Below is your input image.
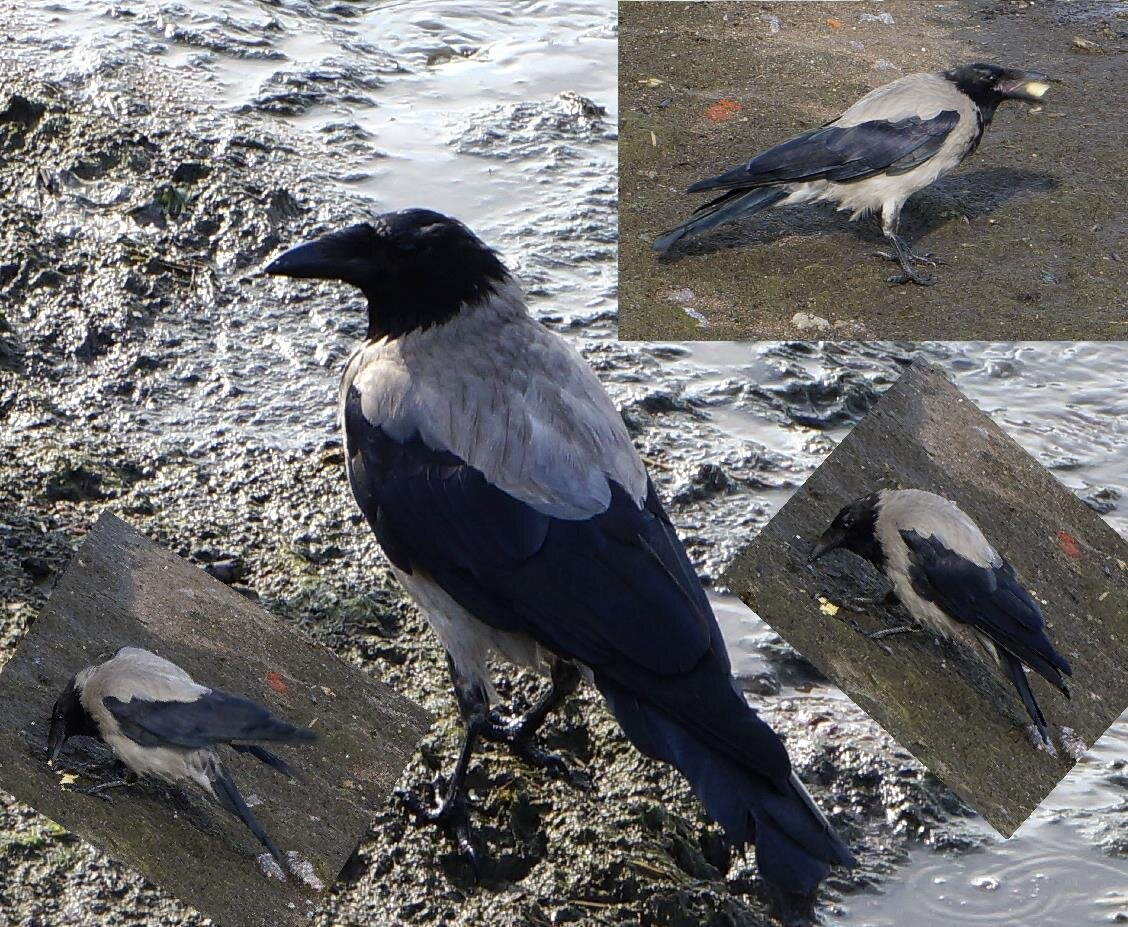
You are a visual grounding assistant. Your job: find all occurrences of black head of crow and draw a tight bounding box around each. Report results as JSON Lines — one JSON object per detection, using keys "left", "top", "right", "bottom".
{"left": 654, "top": 61, "right": 1056, "bottom": 285}
{"left": 268, "top": 209, "right": 856, "bottom": 919}
{"left": 266, "top": 209, "right": 509, "bottom": 339}
{"left": 944, "top": 63, "right": 1055, "bottom": 123}
{"left": 808, "top": 492, "right": 883, "bottom": 567}
{"left": 47, "top": 675, "right": 100, "bottom": 763}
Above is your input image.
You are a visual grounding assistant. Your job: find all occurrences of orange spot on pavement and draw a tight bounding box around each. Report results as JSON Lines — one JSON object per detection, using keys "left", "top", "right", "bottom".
{"left": 266, "top": 671, "right": 288, "bottom": 695}
{"left": 826, "top": 17, "right": 843, "bottom": 28}
{"left": 1057, "top": 531, "right": 1082, "bottom": 559}
{"left": 704, "top": 99, "right": 742, "bottom": 122}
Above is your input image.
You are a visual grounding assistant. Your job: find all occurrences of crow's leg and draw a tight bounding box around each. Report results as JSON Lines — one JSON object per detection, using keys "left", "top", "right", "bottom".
{"left": 76, "top": 769, "right": 139, "bottom": 801}
{"left": 884, "top": 235, "right": 942, "bottom": 286}
{"left": 481, "top": 659, "right": 589, "bottom": 789}
{"left": 835, "top": 613, "right": 919, "bottom": 656}
{"left": 867, "top": 625, "right": 919, "bottom": 641}
{"left": 399, "top": 658, "right": 488, "bottom": 864}
{"left": 874, "top": 206, "right": 940, "bottom": 285}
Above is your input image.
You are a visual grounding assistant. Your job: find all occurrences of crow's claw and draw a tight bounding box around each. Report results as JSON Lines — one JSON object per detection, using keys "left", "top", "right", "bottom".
{"left": 481, "top": 718, "right": 589, "bottom": 790}
{"left": 887, "top": 269, "right": 935, "bottom": 287}
{"left": 398, "top": 780, "right": 480, "bottom": 870}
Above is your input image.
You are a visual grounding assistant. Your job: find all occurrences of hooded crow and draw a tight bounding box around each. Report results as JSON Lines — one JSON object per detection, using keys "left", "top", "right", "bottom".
{"left": 654, "top": 63, "right": 1055, "bottom": 285}
{"left": 810, "top": 489, "right": 1072, "bottom": 747}
{"left": 266, "top": 209, "right": 855, "bottom": 912}
{"left": 48, "top": 646, "right": 317, "bottom": 869}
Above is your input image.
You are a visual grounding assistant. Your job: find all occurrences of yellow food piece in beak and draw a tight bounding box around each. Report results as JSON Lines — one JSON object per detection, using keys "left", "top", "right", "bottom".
{"left": 1023, "top": 80, "right": 1051, "bottom": 98}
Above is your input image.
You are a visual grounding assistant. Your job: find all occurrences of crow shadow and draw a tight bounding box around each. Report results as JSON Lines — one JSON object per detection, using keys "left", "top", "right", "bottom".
{"left": 654, "top": 167, "right": 1059, "bottom": 262}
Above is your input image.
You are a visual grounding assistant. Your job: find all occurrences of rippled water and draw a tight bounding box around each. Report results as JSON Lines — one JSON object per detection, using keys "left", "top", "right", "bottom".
{"left": 11, "top": 0, "right": 1128, "bottom": 922}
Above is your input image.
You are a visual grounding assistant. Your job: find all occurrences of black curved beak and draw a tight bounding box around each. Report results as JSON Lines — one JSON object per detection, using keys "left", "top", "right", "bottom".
{"left": 808, "top": 529, "right": 843, "bottom": 564}
{"left": 47, "top": 713, "right": 67, "bottom": 765}
{"left": 265, "top": 238, "right": 342, "bottom": 280}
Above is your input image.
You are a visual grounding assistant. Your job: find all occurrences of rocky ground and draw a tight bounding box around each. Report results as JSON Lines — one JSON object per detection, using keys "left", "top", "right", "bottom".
{"left": 1, "top": 49, "right": 990, "bottom": 927}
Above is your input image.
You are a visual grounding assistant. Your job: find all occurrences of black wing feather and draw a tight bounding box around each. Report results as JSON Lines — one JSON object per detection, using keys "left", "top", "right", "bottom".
{"left": 687, "top": 111, "right": 961, "bottom": 194}
{"left": 345, "top": 387, "right": 714, "bottom": 676}
{"left": 899, "top": 529, "right": 1071, "bottom": 691}
{"left": 104, "top": 690, "right": 317, "bottom": 750}
{"left": 344, "top": 388, "right": 792, "bottom": 781}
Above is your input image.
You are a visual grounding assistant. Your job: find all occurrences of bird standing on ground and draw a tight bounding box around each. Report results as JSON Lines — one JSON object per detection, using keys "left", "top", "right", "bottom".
{"left": 809, "top": 489, "right": 1072, "bottom": 748}
{"left": 266, "top": 208, "right": 855, "bottom": 916}
{"left": 48, "top": 646, "right": 317, "bottom": 870}
{"left": 654, "top": 63, "right": 1055, "bottom": 285}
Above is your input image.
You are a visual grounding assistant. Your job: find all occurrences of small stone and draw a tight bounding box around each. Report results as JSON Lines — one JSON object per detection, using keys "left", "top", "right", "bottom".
{"left": 204, "top": 559, "right": 244, "bottom": 585}
{"left": 791, "top": 312, "right": 831, "bottom": 332}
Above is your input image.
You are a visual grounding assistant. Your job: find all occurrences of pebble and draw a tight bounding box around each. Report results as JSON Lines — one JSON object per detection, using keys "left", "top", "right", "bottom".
{"left": 791, "top": 311, "right": 831, "bottom": 332}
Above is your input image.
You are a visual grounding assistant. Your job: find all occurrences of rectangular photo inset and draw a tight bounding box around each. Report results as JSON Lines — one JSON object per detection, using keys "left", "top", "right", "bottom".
{"left": 0, "top": 514, "right": 431, "bottom": 927}
{"left": 619, "top": 1, "right": 1126, "bottom": 340}
{"left": 724, "top": 359, "right": 1128, "bottom": 835}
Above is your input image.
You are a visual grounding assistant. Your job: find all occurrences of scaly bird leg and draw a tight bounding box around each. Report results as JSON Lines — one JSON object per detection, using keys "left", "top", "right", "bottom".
{"left": 879, "top": 234, "right": 941, "bottom": 286}
{"left": 867, "top": 625, "right": 919, "bottom": 641}
{"left": 398, "top": 658, "right": 488, "bottom": 867}
{"left": 481, "top": 659, "right": 590, "bottom": 789}
{"left": 76, "top": 770, "right": 138, "bottom": 801}
{"left": 874, "top": 208, "right": 941, "bottom": 286}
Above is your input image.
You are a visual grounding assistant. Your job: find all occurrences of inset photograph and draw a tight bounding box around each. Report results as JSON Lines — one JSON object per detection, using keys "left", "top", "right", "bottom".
{"left": 620, "top": 1, "right": 1127, "bottom": 339}
{"left": 723, "top": 359, "right": 1128, "bottom": 835}
{"left": 0, "top": 514, "right": 430, "bottom": 927}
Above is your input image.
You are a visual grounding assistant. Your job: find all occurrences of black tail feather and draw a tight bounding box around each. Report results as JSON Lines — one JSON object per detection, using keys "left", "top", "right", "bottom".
{"left": 653, "top": 186, "right": 788, "bottom": 252}
{"left": 207, "top": 757, "right": 288, "bottom": 871}
{"left": 597, "top": 678, "right": 854, "bottom": 897}
{"left": 999, "top": 650, "right": 1050, "bottom": 745}
{"left": 230, "top": 743, "right": 295, "bottom": 779}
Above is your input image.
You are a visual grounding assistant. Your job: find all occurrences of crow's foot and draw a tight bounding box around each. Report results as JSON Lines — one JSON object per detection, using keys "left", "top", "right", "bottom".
{"left": 877, "top": 236, "right": 943, "bottom": 285}
{"left": 886, "top": 267, "right": 936, "bottom": 287}
{"left": 867, "top": 625, "right": 919, "bottom": 641}
{"left": 398, "top": 777, "right": 479, "bottom": 871}
{"left": 873, "top": 248, "right": 943, "bottom": 268}
{"left": 480, "top": 717, "right": 591, "bottom": 790}
{"left": 76, "top": 776, "right": 135, "bottom": 801}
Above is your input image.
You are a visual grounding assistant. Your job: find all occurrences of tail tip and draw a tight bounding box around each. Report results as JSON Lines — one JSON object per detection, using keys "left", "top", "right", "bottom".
{"left": 652, "top": 229, "right": 684, "bottom": 253}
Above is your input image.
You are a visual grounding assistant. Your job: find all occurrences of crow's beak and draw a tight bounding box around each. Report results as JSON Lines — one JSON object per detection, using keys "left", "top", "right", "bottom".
{"left": 1000, "top": 70, "right": 1058, "bottom": 102}
{"left": 808, "top": 529, "right": 842, "bottom": 564}
{"left": 47, "top": 715, "right": 66, "bottom": 765}
{"left": 265, "top": 237, "right": 343, "bottom": 280}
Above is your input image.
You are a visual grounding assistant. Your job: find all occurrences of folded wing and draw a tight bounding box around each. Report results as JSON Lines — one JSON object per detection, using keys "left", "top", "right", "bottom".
{"left": 687, "top": 111, "right": 961, "bottom": 194}
{"left": 104, "top": 690, "right": 317, "bottom": 749}
{"left": 899, "top": 528, "right": 1071, "bottom": 692}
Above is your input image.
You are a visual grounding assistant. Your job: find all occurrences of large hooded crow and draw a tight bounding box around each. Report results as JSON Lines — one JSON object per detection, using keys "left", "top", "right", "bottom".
{"left": 810, "top": 489, "right": 1072, "bottom": 747}
{"left": 48, "top": 646, "right": 317, "bottom": 870}
{"left": 266, "top": 209, "right": 855, "bottom": 914}
{"left": 654, "top": 63, "right": 1055, "bottom": 285}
